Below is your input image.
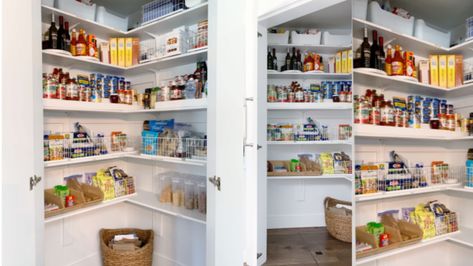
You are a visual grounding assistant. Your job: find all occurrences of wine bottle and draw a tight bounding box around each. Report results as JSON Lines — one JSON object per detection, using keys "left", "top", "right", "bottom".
{"left": 290, "top": 47, "right": 297, "bottom": 70}
{"left": 360, "top": 28, "right": 371, "bottom": 68}
{"left": 64, "top": 21, "right": 71, "bottom": 52}
{"left": 370, "top": 30, "right": 380, "bottom": 69}
{"left": 57, "top": 16, "right": 65, "bottom": 50}
{"left": 48, "top": 14, "right": 58, "bottom": 49}
{"left": 272, "top": 48, "right": 278, "bottom": 71}
{"left": 267, "top": 49, "right": 273, "bottom": 70}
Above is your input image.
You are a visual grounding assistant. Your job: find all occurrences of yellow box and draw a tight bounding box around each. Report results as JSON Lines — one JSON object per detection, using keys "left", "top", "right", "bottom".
{"left": 347, "top": 50, "right": 353, "bottom": 73}
{"left": 447, "top": 55, "right": 456, "bottom": 88}
{"left": 335, "top": 52, "right": 342, "bottom": 73}
{"left": 429, "top": 55, "right": 438, "bottom": 86}
{"left": 125, "top": 38, "right": 133, "bottom": 67}
{"left": 117, "top": 38, "right": 125, "bottom": 67}
{"left": 109, "top": 38, "right": 118, "bottom": 66}
{"left": 341, "top": 50, "right": 348, "bottom": 73}
{"left": 438, "top": 55, "right": 447, "bottom": 88}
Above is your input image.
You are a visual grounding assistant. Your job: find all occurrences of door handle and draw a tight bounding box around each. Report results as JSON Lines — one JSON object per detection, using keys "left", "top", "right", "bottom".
{"left": 30, "top": 175, "right": 42, "bottom": 191}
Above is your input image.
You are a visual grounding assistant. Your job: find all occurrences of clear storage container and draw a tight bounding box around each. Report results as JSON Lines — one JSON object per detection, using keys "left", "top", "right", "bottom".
{"left": 268, "top": 31, "right": 289, "bottom": 45}
{"left": 367, "top": 1, "right": 414, "bottom": 36}
{"left": 291, "top": 31, "right": 322, "bottom": 45}
{"left": 159, "top": 174, "right": 172, "bottom": 203}
{"left": 322, "top": 31, "right": 351, "bottom": 46}
{"left": 96, "top": 6, "right": 129, "bottom": 32}
{"left": 57, "top": 0, "right": 96, "bottom": 21}
{"left": 171, "top": 178, "right": 184, "bottom": 207}
{"left": 197, "top": 182, "right": 206, "bottom": 214}
{"left": 184, "top": 180, "right": 195, "bottom": 210}
{"left": 414, "top": 19, "right": 451, "bottom": 48}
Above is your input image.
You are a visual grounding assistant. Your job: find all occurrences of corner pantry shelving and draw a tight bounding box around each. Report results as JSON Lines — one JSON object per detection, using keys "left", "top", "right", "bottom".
{"left": 353, "top": 1, "right": 473, "bottom": 264}
{"left": 41, "top": 1, "right": 210, "bottom": 265}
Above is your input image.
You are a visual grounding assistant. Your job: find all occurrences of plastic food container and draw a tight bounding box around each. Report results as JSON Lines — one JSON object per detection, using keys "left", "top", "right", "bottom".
{"left": 367, "top": 1, "right": 414, "bottom": 36}
{"left": 41, "top": 0, "right": 55, "bottom": 7}
{"left": 197, "top": 182, "right": 206, "bottom": 214}
{"left": 171, "top": 178, "right": 183, "bottom": 207}
{"left": 159, "top": 175, "right": 172, "bottom": 203}
{"left": 57, "top": 0, "right": 96, "bottom": 21}
{"left": 96, "top": 6, "right": 129, "bottom": 32}
{"left": 322, "top": 31, "right": 351, "bottom": 46}
{"left": 414, "top": 19, "right": 451, "bottom": 48}
{"left": 268, "top": 31, "right": 289, "bottom": 45}
{"left": 184, "top": 181, "right": 195, "bottom": 210}
{"left": 353, "top": 0, "right": 368, "bottom": 20}
{"left": 467, "top": 17, "right": 473, "bottom": 40}
{"left": 291, "top": 31, "right": 322, "bottom": 45}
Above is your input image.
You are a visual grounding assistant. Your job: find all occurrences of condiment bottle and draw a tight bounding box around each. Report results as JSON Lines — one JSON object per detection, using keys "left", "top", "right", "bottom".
{"left": 380, "top": 100, "right": 395, "bottom": 126}
{"left": 385, "top": 45, "right": 392, "bottom": 75}
{"left": 391, "top": 45, "right": 404, "bottom": 76}
{"left": 76, "top": 29, "right": 87, "bottom": 56}
{"left": 70, "top": 29, "right": 77, "bottom": 56}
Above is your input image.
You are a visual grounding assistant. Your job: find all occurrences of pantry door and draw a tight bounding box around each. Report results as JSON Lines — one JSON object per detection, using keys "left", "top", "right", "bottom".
{"left": 206, "top": 0, "right": 257, "bottom": 264}
{"left": 2, "top": 0, "right": 44, "bottom": 265}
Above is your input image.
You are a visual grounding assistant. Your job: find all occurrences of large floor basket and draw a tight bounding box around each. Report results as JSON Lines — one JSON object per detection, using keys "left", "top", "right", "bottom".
{"left": 324, "top": 197, "right": 352, "bottom": 243}
{"left": 100, "top": 228, "right": 154, "bottom": 266}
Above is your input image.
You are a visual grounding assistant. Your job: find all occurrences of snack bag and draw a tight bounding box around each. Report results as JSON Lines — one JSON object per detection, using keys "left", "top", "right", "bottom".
{"left": 319, "top": 152, "right": 334, "bottom": 175}
{"left": 94, "top": 169, "right": 115, "bottom": 200}
{"left": 413, "top": 204, "right": 436, "bottom": 239}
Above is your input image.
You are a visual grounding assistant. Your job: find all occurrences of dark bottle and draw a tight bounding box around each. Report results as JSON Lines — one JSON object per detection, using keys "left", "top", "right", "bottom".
{"left": 284, "top": 48, "right": 291, "bottom": 71}
{"left": 57, "top": 16, "right": 65, "bottom": 50}
{"left": 48, "top": 13, "right": 58, "bottom": 49}
{"left": 290, "top": 47, "right": 297, "bottom": 70}
{"left": 64, "top": 21, "right": 71, "bottom": 52}
{"left": 272, "top": 48, "right": 278, "bottom": 71}
{"left": 378, "top": 36, "right": 385, "bottom": 71}
{"left": 370, "top": 30, "right": 380, "bottom": 69}
{"left": 296, "top": 49, "right": 302, "bottom": 71}
{"left": 267, "top": 49, "right": 273, "bottom": 70}
{"left": 200, "top": 61, "right": 207, "bottom": 84}
{"left": 360, "top": 28, "right": 371, "bottom": 68}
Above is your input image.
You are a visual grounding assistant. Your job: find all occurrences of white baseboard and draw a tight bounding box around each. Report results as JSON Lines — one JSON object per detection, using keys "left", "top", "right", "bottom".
{"left": 268, "top": 213, "right": 326, "bottom": 229}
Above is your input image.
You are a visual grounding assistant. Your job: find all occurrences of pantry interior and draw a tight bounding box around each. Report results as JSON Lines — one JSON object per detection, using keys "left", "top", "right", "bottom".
{"left": 4, "top": 0, "right": 257, "bottom": 265}
{"left": 353, "top": 0, "right": 473, "bottom": 265}
{"left": 258, "top": 0, "right": 353, "bottom": 264}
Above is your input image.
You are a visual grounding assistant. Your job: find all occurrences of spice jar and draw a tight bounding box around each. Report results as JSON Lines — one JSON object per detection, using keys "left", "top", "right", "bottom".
{"left": 380, "top": 100, "right": 395, "bottom": 126}
{"left": 171, "top": 178, "right": 184, "bottom": 207}
{"left": 430, "top": 118, "right": 440, "bottom": 129}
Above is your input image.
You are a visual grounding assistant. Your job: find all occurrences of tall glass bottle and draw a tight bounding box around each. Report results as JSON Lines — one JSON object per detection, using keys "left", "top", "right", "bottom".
{"left": 360, "top": 28, "right": 371, "bottom": 68}
{"left": 48, "top": 14, "right": 58, "bottom": 49}
{"left": 370, "top": 30, "right": 380, "bottom": 69}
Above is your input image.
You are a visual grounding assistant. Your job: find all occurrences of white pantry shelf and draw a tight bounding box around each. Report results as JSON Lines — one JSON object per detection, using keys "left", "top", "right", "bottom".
{"left": 356, "top": 231, "right": 462, "bottom": 265}
{"left": 42, "top": 50, "right": 125, "bottom": 75}
{"left": 356, "top": 183, "right": 461, "bottom": 202}
{"left": 43, "top": 98, "right": 207, "bottom": 113}
{"left": 267, "top": 140, "right": 353, "bottom": 145}
{"left": 41, "top": 3, "right": 208, "bottom": 40}
{"left": 44, "top": 151, "right": 137, "bottom": 168}
{"left": 355, "top": 124, "right": 472, "bottom": 141}
{"left": 126, "top": 190, "right": 206, "bottom": 224}
{"left": 268, "top": 43, "right": 351, "bottom": 55}
{"left": 44, "top": 193, "right": 136, "bottom": 223}
{"left": 268, "top": 174, "right": 352, "bottom": 181}
{"left": 125, "top": 154, "right": 207, "bottom": 167}
{"left": 268, "top": 71, "right": 351, "bottom": 80}
{"left": 353, "top": 18, "right": 473, "bottom": 59}
{"left": 266, "top": 102, "right": 352, "bottom": 110}
{"left": 42, "top": 48, "right": 207, "bottom": 75}
{"left": 353, "top": 69, "right": 473, "bottom": 97}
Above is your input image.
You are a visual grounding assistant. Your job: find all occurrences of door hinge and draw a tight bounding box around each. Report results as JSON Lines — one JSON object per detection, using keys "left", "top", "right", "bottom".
{"left": 29, "top": 175, "right": 42, "bottom": 191}
{"left": 257, "top": 252, "right": 263, "bottom": 259}
{"left": 209, "top": 176, "right": 221, "bottom": 191}
{"left": 257, "top": 32, "right": 262, "bottom": 37}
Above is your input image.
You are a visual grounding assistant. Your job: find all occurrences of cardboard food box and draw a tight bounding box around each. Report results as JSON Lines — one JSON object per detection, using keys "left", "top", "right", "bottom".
{"left": 347, "top": 50, "right": 353, "bottom": 73}
{"left": 455, "top": 55, "right": 463, "bottom": 87}
{"left": 447, "top": 55, "right": 456, "bottom": 88}
{"left": 429, "top": 55, "right": 438, "bottom": 86}
{"left": 109, "top": 38, "right": 118, "bottom": 66}
{"left": 335, "top": 52, "right": 342, "bottom": 73}
{"left": 341, "top": 50, "right": 348, "bottom": 73}
{"left": 118, "top": 38, "right": 125, "bottom": 67}
{"left": 418, "top": 60, "right": 430, "bottom": 84}
{"left": 439, "top": 55, "right": 447, "bottom": 88}
{"left": 100, "top": 42, "right": 110, "bottom": 64}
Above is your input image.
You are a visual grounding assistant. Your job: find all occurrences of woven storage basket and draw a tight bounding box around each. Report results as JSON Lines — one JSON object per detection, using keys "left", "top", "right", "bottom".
{"left": 324, "top": 197, "right": 352, "bottom": 243}
{"left": 100, "top": 228, "right": 154, "bottom": 266}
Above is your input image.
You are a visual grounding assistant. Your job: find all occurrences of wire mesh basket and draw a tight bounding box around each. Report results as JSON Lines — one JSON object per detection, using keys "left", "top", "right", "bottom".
{"left": 44, "top": 135, "right": 136, "bottom": 162}
{"left": 355, "top": 165, "right": 464, "bottom": 195}
{"left": 141, "top": 136, "right": 207, "bottom": 160}
{"left": 142, "top": 0, "right": 187, "bottom": 25}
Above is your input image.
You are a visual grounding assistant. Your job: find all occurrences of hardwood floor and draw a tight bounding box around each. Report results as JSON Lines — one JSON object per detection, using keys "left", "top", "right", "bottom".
{"left": 264, "top": 227, "right": 351, "bottom": 266}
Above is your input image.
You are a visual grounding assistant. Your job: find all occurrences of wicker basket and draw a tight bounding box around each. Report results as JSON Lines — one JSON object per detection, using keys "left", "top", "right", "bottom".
{"left": 324, "top": 197, "right": 352, "bottom": 243}
{"left": 100, "top": 228, "right": 154, "bottom": 266}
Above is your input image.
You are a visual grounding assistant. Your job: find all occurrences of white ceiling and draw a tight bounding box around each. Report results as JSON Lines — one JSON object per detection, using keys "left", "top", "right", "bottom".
{"left": 393, "top": 0, "right": 473, "bottom": 30}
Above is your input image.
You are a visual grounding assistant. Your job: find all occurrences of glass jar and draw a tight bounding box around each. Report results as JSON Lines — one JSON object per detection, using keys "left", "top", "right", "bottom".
{"left": 184, "top": 180, "right": 196, "bottom": 210}
{"left": 159, "top": 175, "right": 172, "bottom": 203}
{"left": 171, "top": 178, "right": 184, "bottom": 207}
